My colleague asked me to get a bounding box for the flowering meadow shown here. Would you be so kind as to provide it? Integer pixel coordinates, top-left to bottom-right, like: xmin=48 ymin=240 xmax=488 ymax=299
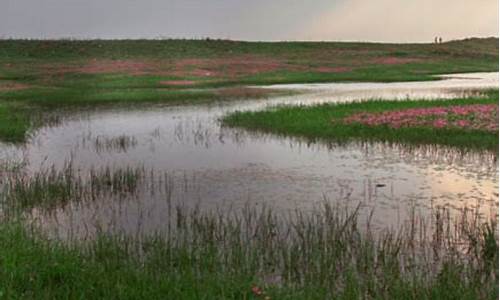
xmin=343 ymin=104 xmax=498 ymax=132
xmin=224 ymin=93 xmax=499 ymax=150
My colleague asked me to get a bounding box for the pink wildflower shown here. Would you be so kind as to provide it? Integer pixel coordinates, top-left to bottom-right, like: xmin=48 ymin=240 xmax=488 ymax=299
xmin=433 ymin=119 xmax=447 ymax=128
xmin=342 ymin=103 xmax=498 ymax=132
xmin=252 ymin=285 xmax=263 ymax=296
xmin=455 ymin=120 xmax=470 ymax=127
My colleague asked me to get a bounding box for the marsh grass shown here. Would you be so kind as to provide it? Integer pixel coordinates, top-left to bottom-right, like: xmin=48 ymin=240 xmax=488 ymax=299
xmin=222 ymin=91 xmax=500 ymax=151
xmin=93 ymin=134 xmax=138 ymax=153
xmin=4 ymin=164 xmax=145 ymax=211
xmin=0 ymin=103 xmax=62 ymax=143
xmin=0 ymin=164 xmax=497 ymax=299
xmin=0 ymin=201 xmax=497 ymax=299
xmin=0 ymin=104 xmax=29 ymax=143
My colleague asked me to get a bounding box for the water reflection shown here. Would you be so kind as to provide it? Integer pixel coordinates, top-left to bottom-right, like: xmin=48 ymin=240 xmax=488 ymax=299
xmin=260 ymin=72 xmax=498 ymax=97
xmin=0 ymin=72 xmax=498 ymax=238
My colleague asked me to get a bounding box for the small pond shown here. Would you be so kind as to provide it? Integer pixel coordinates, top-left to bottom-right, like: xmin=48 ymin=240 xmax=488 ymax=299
xmin=0 ymin=73 xmax=498 ymax=239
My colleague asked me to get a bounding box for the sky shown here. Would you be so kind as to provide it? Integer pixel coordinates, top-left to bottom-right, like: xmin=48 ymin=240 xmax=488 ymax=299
xmin=1 ymin=0 xmax=498 ymax=42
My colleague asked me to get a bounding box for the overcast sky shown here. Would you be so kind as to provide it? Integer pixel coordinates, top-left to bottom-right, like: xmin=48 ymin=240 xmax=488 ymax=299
xmin=1 ymin=0 xmax=498 ymax=42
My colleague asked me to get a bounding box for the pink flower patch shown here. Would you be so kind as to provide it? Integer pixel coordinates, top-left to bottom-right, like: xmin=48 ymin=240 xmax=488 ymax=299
xmin=433 ymin=119 xmax=447 ymax=128
xmin=455 ymin=120 xmax=470 ymax=127
xmin=343 ymin=104 xmax=498 ymax=132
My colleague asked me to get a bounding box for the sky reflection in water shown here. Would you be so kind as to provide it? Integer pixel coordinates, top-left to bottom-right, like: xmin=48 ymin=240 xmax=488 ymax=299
xmin=0 ymin=73 xmax=498 ymax=238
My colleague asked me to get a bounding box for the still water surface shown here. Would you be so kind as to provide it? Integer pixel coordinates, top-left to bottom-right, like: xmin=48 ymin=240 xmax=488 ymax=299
xmin=0 ymin=73 xmax=498 ymax=238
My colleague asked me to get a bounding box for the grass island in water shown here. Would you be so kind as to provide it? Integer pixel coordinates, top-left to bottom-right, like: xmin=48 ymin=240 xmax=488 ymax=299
xmin=223 ymin=91 xmax=499 ymax=151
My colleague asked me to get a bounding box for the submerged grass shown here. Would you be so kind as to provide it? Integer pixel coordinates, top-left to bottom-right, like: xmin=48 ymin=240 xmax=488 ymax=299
xmin=5 ymin=165 xmax=144 ymax=211
xmin=222 ymin=91 xmax=499 ymax=151
xmin=93 ymin=134 xmax=138 ymax=153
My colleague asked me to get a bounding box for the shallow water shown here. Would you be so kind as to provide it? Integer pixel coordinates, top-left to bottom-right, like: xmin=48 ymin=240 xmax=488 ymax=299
xmin=0 ymin=73 xmax=498 ymax=238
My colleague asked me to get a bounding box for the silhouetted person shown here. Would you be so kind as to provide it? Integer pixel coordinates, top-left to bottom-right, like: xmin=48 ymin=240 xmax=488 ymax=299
xmin=439 ymin=37 xmax=443 ymax=43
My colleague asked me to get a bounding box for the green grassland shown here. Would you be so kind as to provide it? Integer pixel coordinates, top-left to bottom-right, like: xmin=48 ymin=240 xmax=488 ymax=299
xmin=0 ymin=38 xmax=498 ymax=142
xmin=222 ymin=91 xmax=499 ymax=151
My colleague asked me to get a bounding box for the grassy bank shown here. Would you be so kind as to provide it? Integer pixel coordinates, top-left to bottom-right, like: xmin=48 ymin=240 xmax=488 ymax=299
xmin=0 ymin=208 xmax=497 ymax=299
xmin=0 ymin=103 xmax=29 ymax=142
xmin=0 ymin=87 xmax=282 ymax=143
xmin=222 ymin=91 xmax=499 ymax=151
xmin=0 ymin=38 xmax=498 ymax=142
xmin=0 ymin=165 xmax=497 ymax=299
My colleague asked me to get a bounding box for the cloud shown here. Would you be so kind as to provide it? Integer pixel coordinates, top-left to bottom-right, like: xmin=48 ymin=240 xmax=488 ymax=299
xmin=301 ymin=0 xmax=498 ymax=42
xmin=1 ymin=0 xmax=338 ymax=39
xmin=1 ymin=0 xmax=497 ymax=41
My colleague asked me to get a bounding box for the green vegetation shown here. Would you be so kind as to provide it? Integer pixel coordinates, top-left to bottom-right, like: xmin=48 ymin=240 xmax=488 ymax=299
xmin=0 ymin=202 xmax=497 ymax=299
xmin=0 ymin=38 xmax=497 ymax=142
xmin=6 ymin=165 xmax=144 ymax=211
xmin=0 ymin=103 xmax=29 ymax=142
xmin=0 ymin=38 xmax=498 ymax=299
xmin=0 ymin=154 xmax=497 ymax=299
xmin=223 ymin=91 xmax=499 ymax=151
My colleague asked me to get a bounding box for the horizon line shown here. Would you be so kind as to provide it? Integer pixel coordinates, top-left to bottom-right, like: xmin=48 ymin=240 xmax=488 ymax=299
xmin=0 ymin=36 xmax=498 ymax=44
